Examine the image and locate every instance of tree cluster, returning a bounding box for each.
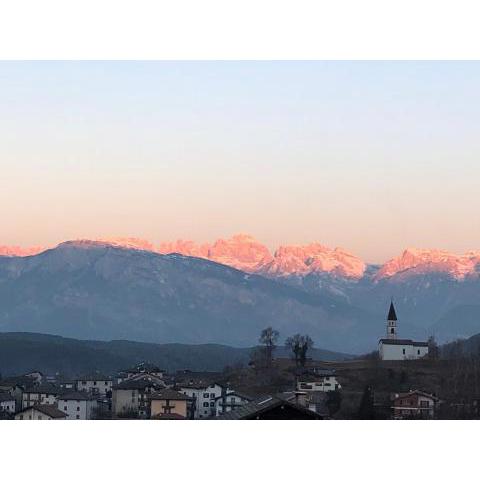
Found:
[285,334,314,367]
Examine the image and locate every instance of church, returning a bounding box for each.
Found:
[378,301,429,360]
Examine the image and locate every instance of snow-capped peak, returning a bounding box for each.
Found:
[376,247,480,280]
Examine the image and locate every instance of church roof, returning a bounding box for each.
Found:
[388,301,397,321]
[379,338,428,347]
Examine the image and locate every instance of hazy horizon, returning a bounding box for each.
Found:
[1,61,479,263]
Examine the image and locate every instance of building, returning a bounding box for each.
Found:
[391,390,438,419]
[124,372,166,388]
[24,371,44,385]
[0,383,24,412]
[150,389,190,418]
[112,379,161,418]
[119,362,166,381]
[57,378,75,390]
[0,392,16,417]
[297,369,341,392]
[280,389,332,417]
[179,382,233,418]
[15,404,67,420]
[378,301,429,360]
[57,391,98,420]
[76,376,113,396]
[22,384,61,408]
[214,392,251,417]
[214,395,325,420]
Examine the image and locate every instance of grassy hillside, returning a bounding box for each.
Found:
[0,332,353,377]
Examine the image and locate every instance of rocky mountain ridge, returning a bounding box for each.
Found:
[5,234,480,282]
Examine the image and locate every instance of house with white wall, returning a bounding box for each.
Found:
[76,376,113,396]
[0,392,16,416]
[214,392,251,416]
[22,384,61,408]
[179,382,233,419]
[57,391,98,420]
[297,369,341,392]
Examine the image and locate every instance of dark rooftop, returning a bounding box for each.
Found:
[113,379,161,391]
[0,375,36,389]
[18,404,67,419]
[150,389,189,401]
[76,375,112,382]
[23,384,62,395]
[213,395,325,420]
[0,392,14,403]
[152,412,186,420]
[392,390,438,401]
[379,338,428,346]
[58,391,96,401]
[215,391,252,402]
[388,301,398,321]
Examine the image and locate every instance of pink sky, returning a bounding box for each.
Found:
[1,61,480,263]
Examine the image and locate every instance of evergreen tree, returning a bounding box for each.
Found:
[357,385,375,419]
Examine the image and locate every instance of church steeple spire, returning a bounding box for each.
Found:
[387,300,398,339]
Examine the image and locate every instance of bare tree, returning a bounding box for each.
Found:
[285,334,314,367]
[428,335,439,360]
[259,326,280,367]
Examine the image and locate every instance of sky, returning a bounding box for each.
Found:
[0,61,479,263]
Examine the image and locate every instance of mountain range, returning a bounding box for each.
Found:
[1,234,480,353]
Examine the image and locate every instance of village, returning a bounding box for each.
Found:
[1,302,479,420]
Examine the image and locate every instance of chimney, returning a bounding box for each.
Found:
[294,391,307,407]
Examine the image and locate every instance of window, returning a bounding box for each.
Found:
[402,348,406,355]
[82,381,86,385]
[203,402,209,407]
[93,381,97,386]
[64,406,67,411]
[210,393,215,398]
[76,415,80,419]
[105,381,108,386]
[231,397,236,403]
[203,393,209,398]
[391,328,394,334]
[417,349,420,355]
[76,406,80,411]
[210,402,215,407]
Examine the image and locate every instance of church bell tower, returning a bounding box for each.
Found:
[386,300,398,339]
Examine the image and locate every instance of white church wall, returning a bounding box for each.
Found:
[380,343,428,361]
